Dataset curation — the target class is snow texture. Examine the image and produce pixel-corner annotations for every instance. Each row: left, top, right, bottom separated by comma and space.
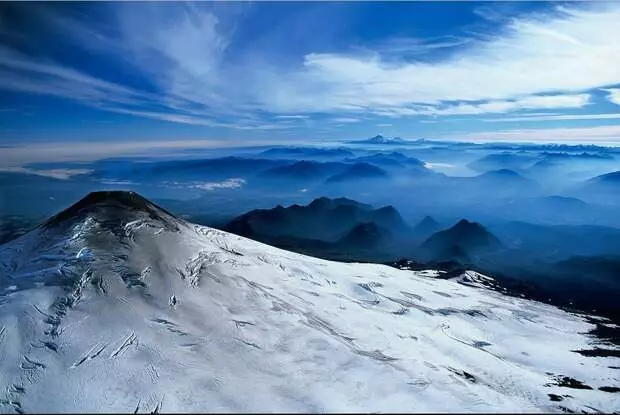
0, 193, 618, 413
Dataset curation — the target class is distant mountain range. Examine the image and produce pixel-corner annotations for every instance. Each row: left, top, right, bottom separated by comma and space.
467, 152, 538, 172
256, 160, 346, 182
467, 152, 617, 183
259, 147, 355, 159
224, 196, 408, 244
345, 152, 426, 170
250, 152, 434, 188
222, 197, 503, 264
349, 135, 408, 145
145, 156, 290, 181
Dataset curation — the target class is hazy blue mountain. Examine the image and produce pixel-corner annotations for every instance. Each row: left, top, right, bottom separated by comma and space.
497, 195, 620, 227
412, 216, 441, 239
345, 152, 426, 170
467, 152, 538, 172
587, 170, 620, 185
489, 221, 620, 261
526, 153, 619, 184
259, 147, 355, 159
421, 219, 503, 262
255, 160, 348, 182
324, 163, 389, 183
474, 169, 541, 190
145, 157, 290, 180
570, 171, 620, 205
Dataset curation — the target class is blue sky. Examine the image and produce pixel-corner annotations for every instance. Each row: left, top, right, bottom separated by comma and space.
1, 1, 620, 155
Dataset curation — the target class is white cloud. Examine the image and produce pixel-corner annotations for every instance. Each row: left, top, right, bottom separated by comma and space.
191, 178, 245, 191
374, 94, 591, 118
332, 117, 360, 123
0, 46, 150, 108
450, 124, 620, 143
481, 113, 620, 122
0, 139, 278, 167
274, 115, 310, 120
0, 2, 619, 127
605, 88, 620, 106
377, 123, 392, 127
0, 166, 93, 180
250, 4, 620, 115
424, 162, 455, 170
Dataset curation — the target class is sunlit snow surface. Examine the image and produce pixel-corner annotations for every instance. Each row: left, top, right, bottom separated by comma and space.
0, 195, 618, 413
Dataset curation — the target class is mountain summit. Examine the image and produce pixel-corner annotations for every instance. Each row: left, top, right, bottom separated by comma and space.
44, 190, 178, 228
0, 191, 616, 413
421, 219, 503, 262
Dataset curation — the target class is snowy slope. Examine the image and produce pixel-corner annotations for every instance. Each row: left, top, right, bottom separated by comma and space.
0, 192, 618, 413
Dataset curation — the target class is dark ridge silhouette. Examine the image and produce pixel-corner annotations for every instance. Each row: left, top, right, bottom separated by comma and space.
224, 197, 408, 244
308, 196, 372, 211
421, 219, 502, 261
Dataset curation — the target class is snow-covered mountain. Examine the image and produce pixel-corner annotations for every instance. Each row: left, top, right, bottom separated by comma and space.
0, 191, 618, 413
350, 135, 408, 145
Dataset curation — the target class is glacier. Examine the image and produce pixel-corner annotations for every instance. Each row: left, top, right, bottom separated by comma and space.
0, 191, 617, 413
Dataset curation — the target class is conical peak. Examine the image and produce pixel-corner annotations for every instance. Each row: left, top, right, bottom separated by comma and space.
43, 191, 178, 228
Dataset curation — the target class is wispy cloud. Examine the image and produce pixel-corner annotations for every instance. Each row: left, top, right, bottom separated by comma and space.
354, 35, 474, 59
0, 46, 151, 109
0, 166, 93, 180
605, 88, 620, 106
274, 115, 310, 120
0, 2, 619, 129
191, 178, 246, 191
451, 125, 620, 143
372, 94, 591, 118
0, 139, 277, 167
254, 4, 620, 115
481, 113, 620, 123
332, 117, 360, 123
